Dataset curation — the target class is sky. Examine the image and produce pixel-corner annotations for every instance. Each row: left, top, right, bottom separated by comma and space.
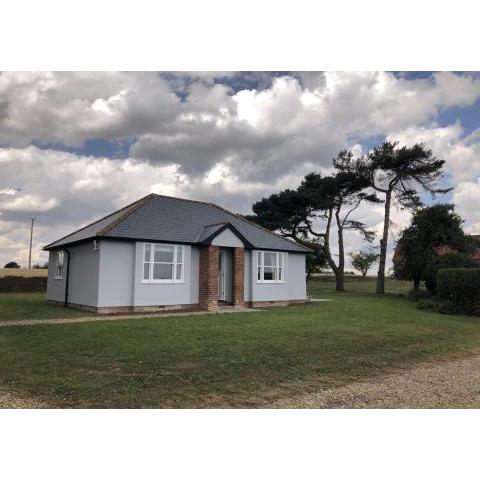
0, 71, 479, 270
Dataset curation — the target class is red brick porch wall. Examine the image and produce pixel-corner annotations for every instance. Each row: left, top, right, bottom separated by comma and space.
232, 247, 245, 307
199, 245, 219, 310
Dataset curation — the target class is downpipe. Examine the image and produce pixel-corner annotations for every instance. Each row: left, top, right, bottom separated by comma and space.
64, 248, 71, 307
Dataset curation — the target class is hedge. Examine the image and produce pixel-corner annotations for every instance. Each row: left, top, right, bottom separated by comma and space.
423, 253, 474, 294
0, 276, 47, 293
437, 268, 480, 316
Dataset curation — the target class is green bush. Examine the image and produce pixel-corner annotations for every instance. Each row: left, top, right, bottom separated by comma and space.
423, 253, 474, 294
416, 299, 436, 311
437, 268, 480, 316
435, 299, 457, 315
408, 287, 430, 301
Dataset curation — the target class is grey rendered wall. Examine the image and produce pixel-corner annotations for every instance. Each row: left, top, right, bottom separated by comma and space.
46, 250, 66, 302
47, 244, 100, 306
97, 240, 135, 307
67, 242, 100, 307
287, 253, 307, 300
211, 228, 244, 248
190, 246, 200, 304
132, 242, 195, 306
250, 251, 306, 301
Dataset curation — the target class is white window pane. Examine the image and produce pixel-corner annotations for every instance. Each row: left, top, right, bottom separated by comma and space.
278, 267, 283, 281
144, 244, 151, 262
176, 246, 183, 264
153, 263, 173, 280
264, 266, 274, 281
257, 251, 262, 266
58, 252, 64, 266
143, 263, 150, 280
278, 253, 284, 266
176, 264, 183, 280
154, 246, 174, 263
264, 252, 275, 267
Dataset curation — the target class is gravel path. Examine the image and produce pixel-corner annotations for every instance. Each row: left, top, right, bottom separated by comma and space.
0, 307, 259, 328
0, 388, 48, 408
273, 353, 480, 408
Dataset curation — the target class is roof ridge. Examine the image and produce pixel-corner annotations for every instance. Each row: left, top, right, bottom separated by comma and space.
151, 193, 308, 251
43, 193, 154, 249
98, 193, 155, 236
149, 192, 219, 208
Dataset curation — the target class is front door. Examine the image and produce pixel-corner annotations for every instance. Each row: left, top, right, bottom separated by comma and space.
218, 250, 226, 301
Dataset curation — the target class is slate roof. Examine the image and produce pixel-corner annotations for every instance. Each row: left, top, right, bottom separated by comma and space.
44, 194, 310, 253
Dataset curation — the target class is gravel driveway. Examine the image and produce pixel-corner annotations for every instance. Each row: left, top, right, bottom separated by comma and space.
0, 388, 48, 408
273, 353, 480, 408
2, 353, 480, 408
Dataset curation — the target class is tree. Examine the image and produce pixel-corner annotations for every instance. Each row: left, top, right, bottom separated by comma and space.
249, 151, 378, 291
302, 236, 329, 279
33, 262, 48, 269
393, 204, 474, 293
350, 141, 451, 294
4, 261, 20, 268
350, 249, 380, 278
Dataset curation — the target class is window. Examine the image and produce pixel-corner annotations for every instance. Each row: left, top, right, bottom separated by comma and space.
143, 243, 184, 283
257, 251, 285, 283
55, 251, 64, 279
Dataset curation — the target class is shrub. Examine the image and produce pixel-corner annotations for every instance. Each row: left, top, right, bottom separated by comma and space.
4, 261, 20, 268
423, 253, 474, 294
437, 268, 480, 316
408, 287, 430, 301
435, 299, 457, 315
417, 299, 436, 311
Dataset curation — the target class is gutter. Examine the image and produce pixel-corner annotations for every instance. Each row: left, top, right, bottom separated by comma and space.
64, 248, 71, 307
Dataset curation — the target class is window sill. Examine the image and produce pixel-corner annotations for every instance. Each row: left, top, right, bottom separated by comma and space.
141, 280, 185, 284
54, 276, 63, 280
256, 281, 286, 284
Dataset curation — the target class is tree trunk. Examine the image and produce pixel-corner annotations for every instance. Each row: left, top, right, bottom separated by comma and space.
376, 189, 392, 294
335, 272, 345, 291
335, 208, 345, 291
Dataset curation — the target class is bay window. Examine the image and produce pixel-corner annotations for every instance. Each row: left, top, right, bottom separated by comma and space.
143, 244, 184, 283
257, 251, 285, 283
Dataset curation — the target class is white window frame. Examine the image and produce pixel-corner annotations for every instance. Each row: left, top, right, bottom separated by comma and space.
256, 251, 285, 284
142, 243, 185, 284
54, 251, 64, 280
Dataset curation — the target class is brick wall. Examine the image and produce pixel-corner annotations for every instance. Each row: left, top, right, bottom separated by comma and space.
232, 247, 245, 307
199, 245, 219, 310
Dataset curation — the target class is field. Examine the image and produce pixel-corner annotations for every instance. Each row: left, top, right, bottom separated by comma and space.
0, 268, 48, 278
0, 276, 479, 408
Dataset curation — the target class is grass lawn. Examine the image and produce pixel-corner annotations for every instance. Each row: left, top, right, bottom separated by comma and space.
0, 278, 479, 408
0, 293, 84, 321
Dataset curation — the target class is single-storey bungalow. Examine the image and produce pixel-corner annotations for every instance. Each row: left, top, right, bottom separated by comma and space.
44, 194, 311, 313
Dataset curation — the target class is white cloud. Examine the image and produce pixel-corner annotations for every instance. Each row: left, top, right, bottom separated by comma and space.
386, 123, 480, 235
0, 195, 59, 212
1, 71, 480, 268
